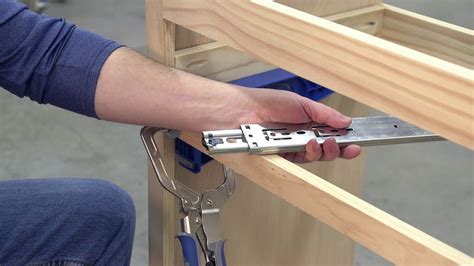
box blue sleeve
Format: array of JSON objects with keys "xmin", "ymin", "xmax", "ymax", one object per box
[{"xmin": 0, "ymin": 0, "xmax": 123, "ymax": 118}]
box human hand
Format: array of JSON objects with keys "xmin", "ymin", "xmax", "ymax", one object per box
[
  {"xmin": 94, "ymin": 48, "xmax": 359, "ymax": 163},
  {"xmin": 243, "ymin": 88, "xmax": 361, "ymax": 163}
]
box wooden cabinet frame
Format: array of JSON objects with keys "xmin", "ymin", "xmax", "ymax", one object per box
[{"xmin": 146, "ymin": 1, "xmax": 473, "ymax": 265}]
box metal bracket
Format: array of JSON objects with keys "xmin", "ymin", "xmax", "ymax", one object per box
[{"xmin": 202, "ymin": 116, "xmax": 444, "ymax": 155}]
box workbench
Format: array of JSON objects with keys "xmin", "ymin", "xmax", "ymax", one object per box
[{"xmin": 144, "ymin": 1, "xmax": 473, "ymax": 265}]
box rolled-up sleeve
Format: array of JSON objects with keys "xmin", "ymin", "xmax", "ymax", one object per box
[{"xmin": 0, "ymin": 0, "xmax": 122, "ymax": 117}]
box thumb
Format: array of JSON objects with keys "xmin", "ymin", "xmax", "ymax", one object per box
[{"xmin": 300, "ymin": 97, "xmax": 352, "ymax": 128}]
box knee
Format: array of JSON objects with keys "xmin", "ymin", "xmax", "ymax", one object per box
[
  {"xmin": 80, "ymin": 179, "xmax": 135, "ymax": 231},
  {"xmin": 77, "ymin": 179, "xmax": 136, "ymax": 263},
  {"xmin": 0, "ymin": 178, "xmax": 136, "ymax": 264},
  {"xmin": 62, "ymin": 178, "xmax": 136, "ymax": 238}
]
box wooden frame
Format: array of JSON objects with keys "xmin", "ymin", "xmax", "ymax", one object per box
[
  {"xmin": 146, "ymin": 1, "xmax": 473, "ymax": 265},
  {"xmin": 162, "ymin": 0, "xmax": 473, "ymax": 148},
  {"xmin": 178, "ymin": 133, "xmax": 472, "ymax": 265}
]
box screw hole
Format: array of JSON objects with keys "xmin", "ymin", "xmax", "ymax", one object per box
[{"xmin": 394, "ymin": 124, "xmax": 399, "ymax": 128}]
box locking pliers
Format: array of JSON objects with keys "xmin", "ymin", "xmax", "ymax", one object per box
[{"xmin": 141, "ymin": 127, "xmax": 234, "ymax": 266}]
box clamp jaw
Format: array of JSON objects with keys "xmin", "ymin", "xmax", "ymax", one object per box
[{"xmin": 141, "ymin": 127, "xmax": 234, "ymax": 266}]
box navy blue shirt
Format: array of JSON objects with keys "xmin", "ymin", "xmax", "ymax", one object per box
[{"xmin": 0, "ymin": 0, "xmax": 122, "ymax": 117}]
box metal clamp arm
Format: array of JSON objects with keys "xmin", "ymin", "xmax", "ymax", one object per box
[{"xmin": 140, "ymin": 127, "xmax": 201, "ymax": 207}]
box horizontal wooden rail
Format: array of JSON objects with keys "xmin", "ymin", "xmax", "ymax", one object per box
[
  {"xmin": 324, "ymin": 5, "xmax": 384, "ymax": 35},
  {"xmin": 173, "ymin": 5, "xmax": 385, "ymax": 81},
  {"xmin": 175, "ymin": 42, "xmax": 275, "ymax": 82},
  {"xmin": 178, "ymin": 132, "xmax": 472, "ymax": 265},
  {"xmin": 381, "ymin": 4, "xmax": 473, "ymax": 68},
  {"xmin": 163, "ymin": 0, "xmax": 474, "ymax": 149}
]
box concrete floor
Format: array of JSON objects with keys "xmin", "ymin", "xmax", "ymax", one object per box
[{"xmin": 0, "ymin": 0, "xmax": 472, "ymax": 265}]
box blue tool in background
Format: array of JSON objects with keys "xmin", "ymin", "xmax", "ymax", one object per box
[
  {"xmin": 142, "ymin": 127, "xmax": 235, "ymax": 266},
  {"xmin": 175, "ymin": 68, "xmax": 334, "ymax": 174}
]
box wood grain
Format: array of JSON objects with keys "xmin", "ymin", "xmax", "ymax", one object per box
[
  {"xmin": 171, "ymin": 8, "xmax": 375, "ymax": 263},
  {"xmin": 174, "ymin": 0, "xmax": 385, "ymax": 51},
  {"xmin": 174, "ymin": 6, "xmax": 385, "ymax": 81},
  {"xmin": 175, "ymin": 26, "xmax": 214, "ymax": 50},
  {"xmin": 162, "ymin": 0, "xmax": 474, "ymax": 149},
  {"xmin": 145, "ymin": 1, "xmax": 180, "ymax": 265},
  {"xmin": 175, "ymin": 42, "xmax": 275, "ymax": 82},
  {"xmin": 177, "ymin": 131, "xmax": 473, "ymax": 265},
  {"xmin": 325, "ymin": 5, "xmax": 384, "ymax": 36},
  {"xmin": 276, "ymin": 0, "xmax": 382, "ymax": 17},
  {"xmin": 145, "ymin": 1, "xmax": 473, "ymax": 265},
  {"xmin": 381, "ymin": 4, "xmax": 473, "ymax": 68}
]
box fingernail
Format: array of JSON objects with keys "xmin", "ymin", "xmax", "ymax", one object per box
[{"xmin": 340, "ymin": 114, "xmax": 351, "ymax": 122}]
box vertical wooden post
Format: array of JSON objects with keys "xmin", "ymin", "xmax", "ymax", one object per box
[{"xmin": 145, "ymin": 1, "xmax": 178, "ymax": 265}]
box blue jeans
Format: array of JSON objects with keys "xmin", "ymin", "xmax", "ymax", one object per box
[{"xmin": 0, "ymin": 178, "xmax": 135, "ymax": 265}]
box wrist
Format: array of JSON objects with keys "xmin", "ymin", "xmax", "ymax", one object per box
[{"xmin": 230, "ymin": 86, "xmax": 268, "ymax": 127}]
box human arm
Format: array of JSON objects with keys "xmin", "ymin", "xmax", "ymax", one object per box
[
  {"xmin": 0, "ymin": 1, "xmax": 359, "ymax": 162},
  {"xmin": 0, "ymin": 0, "xmax": 121, "ymax": 117},
  {"xmin": 95, "ymin": 47, "xmax": 361, "ymax": 162}
]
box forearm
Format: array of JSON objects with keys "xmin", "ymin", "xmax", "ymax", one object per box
[{"xmin": 95, "ymin": 47, "xmax": 262, "ymax": 131}]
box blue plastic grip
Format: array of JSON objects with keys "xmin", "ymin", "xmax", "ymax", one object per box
[
  {"xmin": 177, "ymin": 233, "xmax": 201, "ymax": 266},
  {"xmin": 221, "ymin": 243, "xmax": 227, "ymax": 266},
  {"xmin": 209, "ymin": 240, "xmax": 227, "ymax": 266}
]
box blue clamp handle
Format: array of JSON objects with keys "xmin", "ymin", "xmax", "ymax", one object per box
[
  {"xmin": 177, "ymin": 233, "xmax": 201, "ymax": 266},
  {"xmin": 209, "ymin": 240, "xmax": 227, "ymax": 266},
  {"xmin": 177, "ymin": 233, "xmax": 227, "ymax": 266}
]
